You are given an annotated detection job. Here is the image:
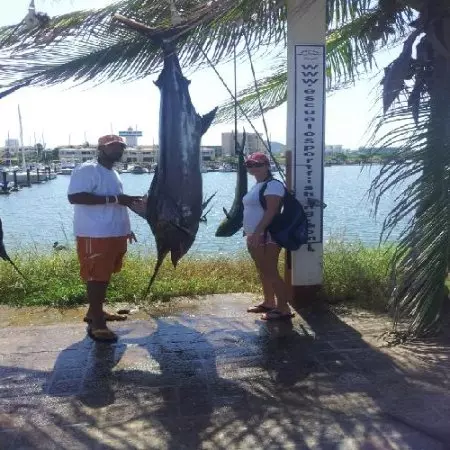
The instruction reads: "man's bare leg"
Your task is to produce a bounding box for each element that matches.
[86,281,109,329]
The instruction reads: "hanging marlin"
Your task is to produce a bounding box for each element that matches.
[215,131,247,237]
[114,14,217,294]
[0,218,26,279]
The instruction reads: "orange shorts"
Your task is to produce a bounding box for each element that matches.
[76,237,128,282]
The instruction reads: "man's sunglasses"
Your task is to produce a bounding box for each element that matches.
[245,161,266,168]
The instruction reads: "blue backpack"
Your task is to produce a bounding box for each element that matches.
[259,179,308,251]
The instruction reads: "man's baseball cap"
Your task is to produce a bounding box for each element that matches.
[98,135,126,147]
[245,152,270,165]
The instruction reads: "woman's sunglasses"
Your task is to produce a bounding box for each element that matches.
[245,161,266,168]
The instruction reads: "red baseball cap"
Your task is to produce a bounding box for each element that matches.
[245,152,270,165]
[98,135,126,147]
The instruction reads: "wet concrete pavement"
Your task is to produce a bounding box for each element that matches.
[1,293,450,449]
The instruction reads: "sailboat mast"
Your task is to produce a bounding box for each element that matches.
[18,105,26,169]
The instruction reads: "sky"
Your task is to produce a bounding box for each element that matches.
[0,0,401,149]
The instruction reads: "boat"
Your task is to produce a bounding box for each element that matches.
[131,165,149,174]
[11,171,29,186]
[58,163,76,175]
[0,181,12,194]
[218,163,235,172]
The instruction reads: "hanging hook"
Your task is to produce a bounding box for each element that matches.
[167,0,183,26]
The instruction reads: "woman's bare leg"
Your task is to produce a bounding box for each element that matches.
[250,244,291,313]
[249,247,276,307]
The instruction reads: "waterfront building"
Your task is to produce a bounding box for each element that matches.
[221,132,266,156]
[57,144,216,165]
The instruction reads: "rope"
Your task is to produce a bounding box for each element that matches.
[234,31,239,155]
[241,28,286,183]
[195,36,286,184]
[195,44,276,162]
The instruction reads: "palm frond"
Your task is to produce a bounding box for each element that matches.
[0,0,414,91]
[217,68,287,122]
[1,0,370,51]
[326,0,371,26]
[0,0,288,86]
[1,36,165,86]
[368,7,450,339]
[369,94,450,338]
[217,5,413,122]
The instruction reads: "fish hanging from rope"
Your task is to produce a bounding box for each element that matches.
[0,218,26,279]
[216,131,247,237]
[114,14,217,295]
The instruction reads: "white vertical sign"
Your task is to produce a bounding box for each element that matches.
[294,45,325,245]
[287,0,326,287]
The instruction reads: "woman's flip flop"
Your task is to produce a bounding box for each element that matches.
[247,304,275,313]
[261,309,295,321]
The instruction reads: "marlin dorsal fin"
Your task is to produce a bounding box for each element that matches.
[200,107,218,136]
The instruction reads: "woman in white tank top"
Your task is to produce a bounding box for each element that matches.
[243,152,294,321]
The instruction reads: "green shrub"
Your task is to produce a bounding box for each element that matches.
[0,241,394,312]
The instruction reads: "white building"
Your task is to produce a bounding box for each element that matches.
[58,147,97,164]
[0,145,38,159]
[117,127,143,148]
[124,127,138,147]
[58,145,159,165]
[221,132,266,156]
[57,144,216,165]
[124,146,158,164]
[5,139,19,150]
[201,147,216,161]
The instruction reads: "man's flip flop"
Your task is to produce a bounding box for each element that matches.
[261,309,295,321]
[87,326,118,343]
[247,304,275,313]
[83,312,128,323]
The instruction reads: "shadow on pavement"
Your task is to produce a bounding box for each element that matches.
[0,299,449,449]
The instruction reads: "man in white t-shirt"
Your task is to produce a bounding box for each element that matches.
[68,135,142,343]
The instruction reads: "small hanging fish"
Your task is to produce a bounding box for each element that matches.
[215,131,247,237]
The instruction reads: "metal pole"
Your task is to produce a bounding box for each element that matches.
[2,171,7,193]
[18,105,26,170]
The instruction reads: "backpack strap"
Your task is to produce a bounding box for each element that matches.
[259,179,270,210]
[258,178,274,248]
[259,178,285,210]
